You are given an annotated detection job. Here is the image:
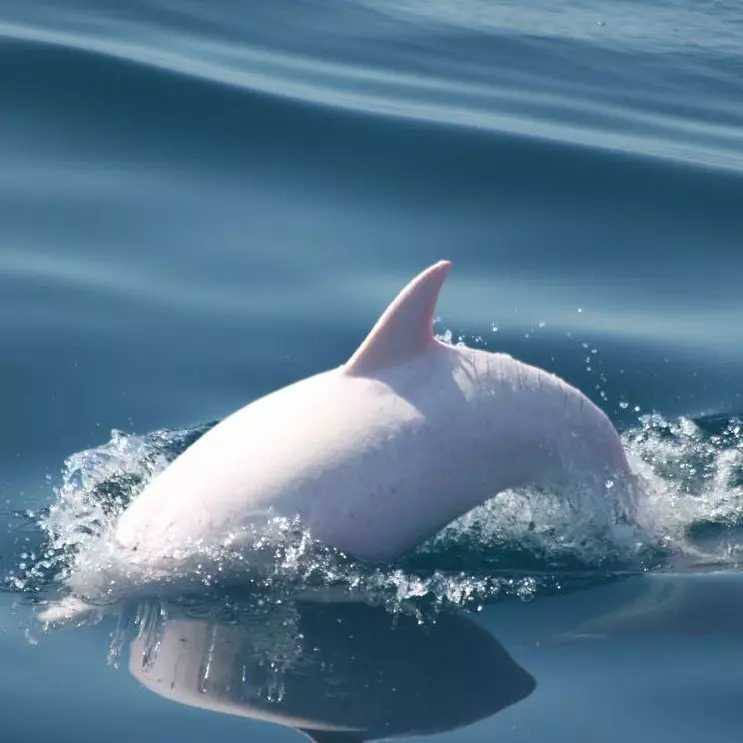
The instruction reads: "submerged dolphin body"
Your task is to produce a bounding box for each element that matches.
[126,599,535,741]
[112,260,637,564]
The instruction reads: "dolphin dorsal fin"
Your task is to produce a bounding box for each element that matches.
[344,260,452,377]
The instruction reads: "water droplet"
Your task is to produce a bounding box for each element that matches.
[516,577,537,602]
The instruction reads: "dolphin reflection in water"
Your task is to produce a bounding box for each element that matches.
[123,599,535,742]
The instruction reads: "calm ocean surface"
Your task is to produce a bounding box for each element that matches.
[2,1,743,741]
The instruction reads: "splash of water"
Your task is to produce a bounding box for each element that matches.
[5,405,743,622]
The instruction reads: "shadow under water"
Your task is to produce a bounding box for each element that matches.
[120,598,535,742]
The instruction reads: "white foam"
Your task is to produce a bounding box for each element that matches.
[12,408,743,625]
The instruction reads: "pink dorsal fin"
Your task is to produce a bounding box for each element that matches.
[344,260,452,377]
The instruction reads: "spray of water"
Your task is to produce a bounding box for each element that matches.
[2,408,739,625]
[4,330,743,625]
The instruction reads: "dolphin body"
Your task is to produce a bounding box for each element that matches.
[111,260,637,565]
[40,261,639,624]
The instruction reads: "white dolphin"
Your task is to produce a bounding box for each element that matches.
[40,260,639,622]
[113,259,638,562]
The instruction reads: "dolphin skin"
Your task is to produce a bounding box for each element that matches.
[112,260,639,565]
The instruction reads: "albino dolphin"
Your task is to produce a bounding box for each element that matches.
[109,259,638,566]
[39,259,642,625]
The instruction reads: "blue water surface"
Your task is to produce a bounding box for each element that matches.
[2,1,743,741]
